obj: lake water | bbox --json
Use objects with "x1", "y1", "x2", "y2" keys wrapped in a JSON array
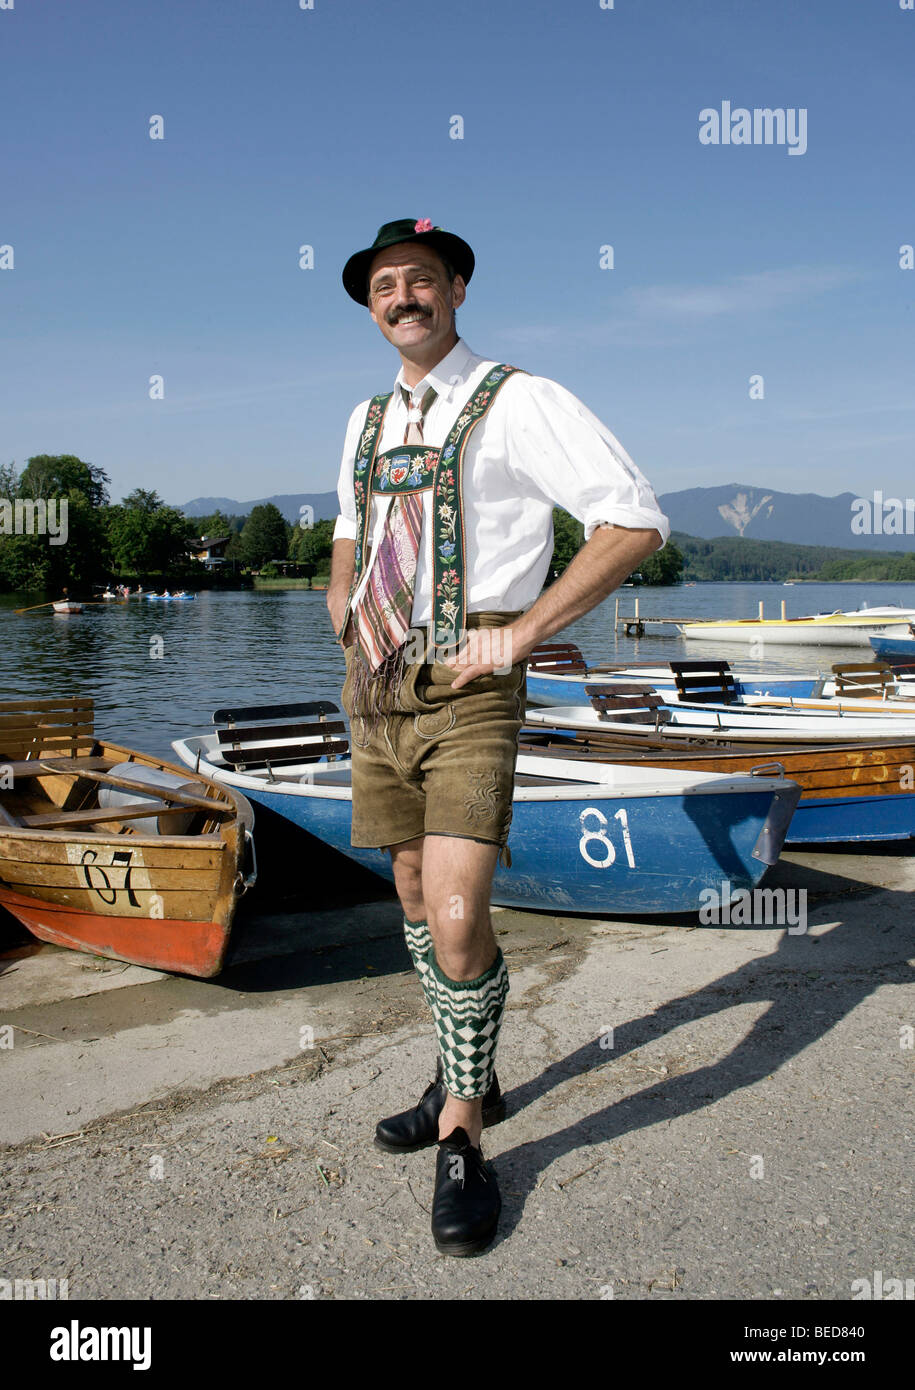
[{"x1": 2, "y1": 581, "x2": 914, "y2": 760}]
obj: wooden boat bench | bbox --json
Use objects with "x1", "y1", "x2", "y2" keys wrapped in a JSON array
[
  {"x1": 526, "y1": 642, "x2": 647, "y2": 678},
  {"x1": 20, "y1": 801, "x2": 221, "y2": 831},
  {"x1": 0, "y1": 695, "x2": 97, "y2": 762},
  {"x1": 831, "y1": 662, "x2": 898, "y2": 698},
  {"x1": 526, "y1": 642, "x2": 588, "y2": 674},
  {"x1": 584, "y1": 683, "x2": 674, "y2": 730},
  {"x1": 668, "y1": 660, "x2": 738, "y2": 705},
  {"x1": 213, "y1": 701, "x2": 349, "y2": 779}
]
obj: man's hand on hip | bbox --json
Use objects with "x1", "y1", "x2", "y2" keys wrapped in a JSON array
[{"x1": 446, "y1": 626, "x2": 525, "y2": 690}]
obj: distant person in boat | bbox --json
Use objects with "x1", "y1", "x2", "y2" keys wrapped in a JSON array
[{"x1": 328, "y1": 217, "x2": 669, "y2": 1257}]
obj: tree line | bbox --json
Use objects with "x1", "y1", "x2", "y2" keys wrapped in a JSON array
[
  {"x1": 0, "y1": 455, "x2": 336, "y2": 592},
  {"x1": 673, "y1": 531, "x2": 915, "y2": 582},
  {"x1": 0, "y1": 455, "x2": 698, "y2": 592}
]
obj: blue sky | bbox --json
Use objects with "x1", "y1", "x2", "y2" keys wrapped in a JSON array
[{"x1": 1, "y1": 0, "x2": 913, "y2": 509}]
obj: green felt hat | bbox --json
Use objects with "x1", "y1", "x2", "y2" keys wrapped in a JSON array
[{"x1": 342, "y1": 218, "x2": 475, "y2": 305}]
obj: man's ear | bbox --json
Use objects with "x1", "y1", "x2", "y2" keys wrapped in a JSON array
[{"x1": 451, "y1": 275, "x2": 466, "y2": 311}]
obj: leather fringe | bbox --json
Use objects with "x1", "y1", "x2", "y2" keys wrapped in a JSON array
[{"x1": 349, "y1": 641, "x2": 411, "y2": 736}]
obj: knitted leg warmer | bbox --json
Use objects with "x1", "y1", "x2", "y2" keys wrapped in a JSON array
[{"x1": 424, "y1": 948, "x2": 509, "y2": 1101}]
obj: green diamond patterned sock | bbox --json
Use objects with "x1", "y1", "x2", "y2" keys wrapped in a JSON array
[
  {"x1": 403, "y1": 915, "x2": 436, "y2": 1012},
  {"x1": 425, "y1": 948, "x2": 509, "y2": 1101}
]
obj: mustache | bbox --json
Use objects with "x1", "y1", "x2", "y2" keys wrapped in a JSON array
[{"x1": 387, "y1": 304, "x2": 431, "y2": 325}]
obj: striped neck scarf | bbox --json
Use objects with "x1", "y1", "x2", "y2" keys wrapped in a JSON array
[{"x1": 350, "y1": 385, "x2": 436, "y2": 727}]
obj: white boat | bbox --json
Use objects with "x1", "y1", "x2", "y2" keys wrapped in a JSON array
[
  {"x1": 525, "y1": 700, "x2": 915, "y2": 746},
  {"x1": 742, "y1": 692, "x2": 915, "y2": 715},
  {"x1": 52, "y1": 599, "x2": 83, "y2": 614},
  {"x1": 677, "y1": 605, "x2": 915, "y2": 647},
  {"x1": 582, "y1": 672, "x2": 915, "y2": 712}
]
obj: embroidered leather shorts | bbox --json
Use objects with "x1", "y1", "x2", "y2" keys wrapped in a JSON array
[{"x1": 341, "y1": 611, "x2": 526, "y2": 853}]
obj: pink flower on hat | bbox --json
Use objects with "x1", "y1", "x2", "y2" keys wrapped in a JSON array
[{"x1": 414, "y1": 218, "x2": 434, "y2": 233}]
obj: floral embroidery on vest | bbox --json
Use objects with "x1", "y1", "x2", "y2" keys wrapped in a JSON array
[{"x1": 340, "y1": 364, "x2": 523, "y2": 645}]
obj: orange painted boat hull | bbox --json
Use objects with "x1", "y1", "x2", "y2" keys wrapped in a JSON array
[{"x1": 0, "y1": 886, "x2": 230, "y2": 977}]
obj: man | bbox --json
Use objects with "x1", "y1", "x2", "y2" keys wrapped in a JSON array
[{"x1": 328, "y1": 218, "x2": 669, "y2": 1257}]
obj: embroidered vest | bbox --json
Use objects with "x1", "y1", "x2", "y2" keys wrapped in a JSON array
[{"x1": 338, "y1": 363, "x2": 523, "y2": 648}]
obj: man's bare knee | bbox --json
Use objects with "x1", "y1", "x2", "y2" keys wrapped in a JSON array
[{"x1": 389, "y1": 837, "x2": 426, "y2": 915}]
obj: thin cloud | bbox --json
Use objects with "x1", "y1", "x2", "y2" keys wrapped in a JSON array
[
  {"x1": 499, "y1": 265, "x2": 864, "y2": 345},
  {"x1": 629, "y1": 266, "x2": 861, "y2": 319}
]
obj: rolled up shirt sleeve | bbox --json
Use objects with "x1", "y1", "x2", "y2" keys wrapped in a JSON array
[
  {"x1": 504, "y1": 374, "x2": 670, "y2": 545},
  {"x1": 332, "y1": 403, "x2": 365, "y2": 542}
]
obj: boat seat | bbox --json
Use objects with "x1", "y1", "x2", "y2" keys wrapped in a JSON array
[
  {"x1": 0, "y1": 756, "x2": 115, "y2": 779},
  {"x1": 668, "y1": 660, "x2": 738, "y2": 705},
  {"x1": 213, "y1": 701, "x2": 350, "y2": 777},
  {"x1": 20, "y1": 800, "x2": 222, "y2": 831},
  {"x1": 831, "y1": 662, "x2": 897, "y2": 697},
  {"x1": 0, "y1": 696, "x2": 96, "y2": 762},
  {"x1": 584, "y1": 683, "x2": 674, "y2": 726},
  {"x1": 526, "y1": 641, "x2": 587, "y2": 674}
]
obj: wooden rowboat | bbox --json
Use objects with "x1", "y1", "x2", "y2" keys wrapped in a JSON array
[{"x1": 0, "y1": 697, "x2": 255, "y2": 977}]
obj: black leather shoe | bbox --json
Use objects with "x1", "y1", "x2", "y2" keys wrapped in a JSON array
[
  {"x1": 431, "y1": 1126, "x2": 501, "y2": 1257},
  {"x1": 373, "y1": 1058, "x2": 506, "y2": 1154}
]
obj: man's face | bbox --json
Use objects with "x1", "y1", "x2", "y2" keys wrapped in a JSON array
[{"x1": 367, "y1": 242, "x2": 465, "y2": 355}]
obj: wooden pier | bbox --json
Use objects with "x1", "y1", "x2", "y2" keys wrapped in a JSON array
[
  {"x1": 614, "y1": 598, "x2": 784, "y2": 637},
  {"x1": 614, "y1": 597, "x2": 694, "y2": 636}
]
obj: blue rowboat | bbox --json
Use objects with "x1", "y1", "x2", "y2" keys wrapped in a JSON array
[
  {"x1": 171, "y1": 732, "x2": 800, "y2": 917},
  {"x1": 869, "y1": 634, "x2": 915, "y2": 674},
  {"x1": 525, "y1": 657, "x2": 819, "y2": 708}
]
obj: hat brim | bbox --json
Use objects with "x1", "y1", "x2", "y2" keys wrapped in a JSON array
[{"x1": 342, "y1": 230, "x2": 475, "y2": 306}]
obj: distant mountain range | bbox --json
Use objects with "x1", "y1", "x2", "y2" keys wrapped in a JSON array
[
  {"x1": 657, "y1": 484, "x2": 915, "y2": 552},
  {"x1": 180, "y1": 493, "x2": 339, "y2": 525},
  {"x1": 178, "y1": 482, "x2": 915, "y2": 551}
]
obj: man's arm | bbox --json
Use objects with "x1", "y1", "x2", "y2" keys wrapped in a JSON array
[
  {"x1": 449, "y1": 523, "x2": 661, "y2": 689},
  {"x1": 327, "y1": 537, "x2": 356, "y2": 646},
  {"x1": 327, "y1": 402, "x2": 365, "y2": 646},
  {"x1": 450, "y1": 373, "x2": 667, "y2": 688}
]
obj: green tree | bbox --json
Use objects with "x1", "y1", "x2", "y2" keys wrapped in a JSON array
[
  {"x1": 224, "y1": 530, "x2": 245, "y2": 563},
  {"x1": 0, "y1": 454, "x2": 111, "y2": 591},
  {"x1": 240, "y1": 503, "x2": 289, "y2": 569},
  {"x1": 550, "y1": 507, "x2": 585, "y2": 577},
  {"x1": 190, "y1": 510, "x2": 245, "y2": 540},
  {"x1": 290, "y1": 517, "x2": 334, "y2": 567},
  {"x1": 19, "y1": 454, "x2": 110, "y2": 510},
  {"x1": 106, "y1": 489, "x2": 193, "y2": 573}
]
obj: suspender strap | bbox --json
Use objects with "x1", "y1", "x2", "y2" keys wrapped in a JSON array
[{"x1": 341, "y1": 364, "x2": 523, "y2": 645}]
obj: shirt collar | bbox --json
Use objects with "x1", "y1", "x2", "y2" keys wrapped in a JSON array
[{"x1": 394, "y1": 338, "x2": 476, "y2": 406}]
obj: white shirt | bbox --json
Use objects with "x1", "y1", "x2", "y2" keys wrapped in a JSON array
[{"x1": 333, "y1": 338, "x2": 669, "y2": 624}]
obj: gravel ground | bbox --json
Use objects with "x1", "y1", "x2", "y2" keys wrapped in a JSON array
[{"x1": 1, "y1": 845, "x2": 913, "y2": 1302}]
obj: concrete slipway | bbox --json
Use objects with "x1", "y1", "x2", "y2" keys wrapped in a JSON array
[{"x1": 0, "y1": 841, "x2": 912, "y2": 1302}]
